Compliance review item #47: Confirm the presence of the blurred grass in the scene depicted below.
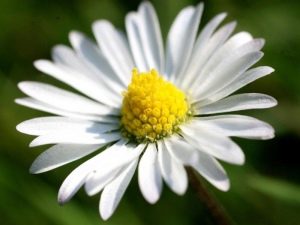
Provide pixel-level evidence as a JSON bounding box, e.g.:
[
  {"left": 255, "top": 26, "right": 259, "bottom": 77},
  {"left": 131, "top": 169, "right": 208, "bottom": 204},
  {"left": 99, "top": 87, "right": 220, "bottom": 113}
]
[
  {"left": 0, "top": 0, "right": 300, "bottom": 225},
  {"left": 248, "top": 175, "right": 300, "bottom": 204}
]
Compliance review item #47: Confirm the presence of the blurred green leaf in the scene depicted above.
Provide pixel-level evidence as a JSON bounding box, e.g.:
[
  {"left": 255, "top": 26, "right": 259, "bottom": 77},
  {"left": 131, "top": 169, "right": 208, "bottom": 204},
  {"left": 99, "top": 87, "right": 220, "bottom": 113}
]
[{"left": 248, "top": 175, "right": 300, "bottom": 205}]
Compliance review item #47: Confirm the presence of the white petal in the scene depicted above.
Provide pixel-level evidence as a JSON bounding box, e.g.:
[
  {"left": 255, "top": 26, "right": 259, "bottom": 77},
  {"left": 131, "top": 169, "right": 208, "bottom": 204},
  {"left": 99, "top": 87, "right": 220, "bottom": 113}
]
[
  {"left": 58, "top": 139, "right": 126, "bottom": 204},
  {"left": 192, "top": 51, "right": 264, "bottom": 102},
  {"left": 15, "top": 97, "right": 117, "bottom": 123},
  {"left": 84, "top": 143, "right": 145, "bottom": 196},
  {"left": 157, "top": 141, "right": 188, "bottom": 195},
  {"left": 84, "top": 168, "right": 121, "bottom": 196},
  {"left": 92, "top": 20, "right": 134, "bottom": 86},
  {"left": 192, "top": 115, "right": 275, "bottom": 140},
  {"left": 29, "top": 132, "right": 121, "bottom": 147},
  {"left": 69, "top": 31, "right": 126, "bottom": 92},
  {"left": 138, "top": 143, "right": 162, "bottom": 204},
  {"left": 191, "top": 155, "right": 229, "bottom": 191},
  {"left": 192, "top": 12, "right": 227, "bottom": 56},
  {"left": 195, "top": 38, "right": 265, "bottom": 95},
  {"left": 184, "top": 31, "right": 253, "bottom": 87},
  {"left": 125, "top": 12, "right": 148, "bottom": 71},
  {"left": 211, "top": 32, "right": 255, "bottom": 61},
  {"left": 186, "top": 35, "right": 264, "bottom": 92},
  {"left": 88, "top": 143, "right": 144, "bottom": 176},
  {"left": 181, "top": 19, "right": 236, "bottom": 90},
  {"left": 199, "top": 66, "right": 275, "bottom": 105},
  {"left": 16, "top": 116, "right": 118, "bottom": 136},
  {"left": 164, "top": 136, "right": 199, "bottom": 165},
  {"left": 51, "top": 45, "right": 122, "bottom": 105},
  {"left": 99, "top": 159, "right": 138, "bottom": 220},
  {"left": 165, "top": 3, "right": 203, "bottom": 81},
  {"left": 199, "top": 38, "right": 264, "bottom": 81},
  {"left": 34, "top": 60, "right": 120, "bottom": 107},
  {"left": 194, "top": 93, "right": 277, "bottom": 115},
  {"left": 58, "top": 165, "right": 90, "bottom": 205},
  {"left": 180, "top": 124, "right": 245, "bottom": 165},
  {"left": 30, "top": 144, "right": 103, "bottom": 174},
  {"left": 52, "top": 45, "right": 93, "bottom": 76},
  {"left": 138, "top": 2, "right": 164, "bottom": 71},
  {"left": 18, "top": 81, "right": 119, "bottom": 115},
  {"left": 126, "top": 2, "right": 164, "bottom": 72},
  {"left": 165, "top": 136, "right": 229, "bottom": 191}
]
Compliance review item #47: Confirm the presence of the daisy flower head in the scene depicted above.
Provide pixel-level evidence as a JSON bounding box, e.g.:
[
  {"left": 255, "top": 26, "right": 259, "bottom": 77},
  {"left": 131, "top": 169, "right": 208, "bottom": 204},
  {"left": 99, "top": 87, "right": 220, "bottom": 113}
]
[{"left": 16, "top": 1, "right": 277, "bottom": 220}]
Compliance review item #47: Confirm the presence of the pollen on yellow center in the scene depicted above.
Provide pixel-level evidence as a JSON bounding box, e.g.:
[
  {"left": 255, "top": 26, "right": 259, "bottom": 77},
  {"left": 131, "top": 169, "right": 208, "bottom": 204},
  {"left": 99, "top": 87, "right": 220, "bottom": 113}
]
[{"left": 121, "top": 68, "right": 189, "bottom": 142}]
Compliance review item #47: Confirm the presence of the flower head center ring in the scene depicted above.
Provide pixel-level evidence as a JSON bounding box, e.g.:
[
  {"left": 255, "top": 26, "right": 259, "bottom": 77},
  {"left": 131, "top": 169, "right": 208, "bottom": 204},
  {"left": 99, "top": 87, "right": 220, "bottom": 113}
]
[{"left": 121, "top": 68, "right": 190, "bottom": 142}]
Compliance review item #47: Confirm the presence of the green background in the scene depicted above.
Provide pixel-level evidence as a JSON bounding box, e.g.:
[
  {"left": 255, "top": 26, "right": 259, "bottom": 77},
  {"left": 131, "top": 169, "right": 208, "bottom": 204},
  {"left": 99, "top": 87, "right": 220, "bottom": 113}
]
[{"left": 0, "top": 0, "right": 299, "bottom": 224}]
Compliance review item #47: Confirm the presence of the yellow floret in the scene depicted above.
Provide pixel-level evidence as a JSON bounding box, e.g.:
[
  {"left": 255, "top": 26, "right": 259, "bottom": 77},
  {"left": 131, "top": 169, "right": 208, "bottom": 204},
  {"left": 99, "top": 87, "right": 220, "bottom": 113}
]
[{"left": 121, "top": 68, "right": 189, "bottom": 142}]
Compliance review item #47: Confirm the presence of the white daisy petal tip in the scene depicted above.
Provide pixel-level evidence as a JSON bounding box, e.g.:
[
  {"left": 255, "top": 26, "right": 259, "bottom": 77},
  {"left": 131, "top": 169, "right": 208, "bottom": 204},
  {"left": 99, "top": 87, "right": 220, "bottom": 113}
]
[
  {"left": 269, "top": 96, "right": 278, "bottom": 107},
  {"left": 262, "top": 66, "right": 275, "bottom": 74},
  {"left": 99, "top": 160, "right": 138, "bottom": 220},
  {"left": 253, "top": 94, "right": 278, "bottom": 108},
  {"left": 57, "top": 192, "right": 69, "bottom": 206},
  {"left": 145, "top": 194, "right": 160, "bottom": 204},
  {"left": 235, "top": 150, "right": 245, "bottom": 165},
  {"left": 138, "top": 0, "right": 153, "bottom": 10},
  {"left": 99, "top": 200, "right": 117, "bottom": 221},
  {"left": 138, "top": 144, "right": 162, "bottom": 204},
  {"left": 58, "top": 185, "right": 83, "bottom": 205},
  {"left": 260, "top": 95, "right": 278, "bottom": 109},
  {"left": 219, "top": 12, "right": 227, "bottom": 20},
  {"left": 254, "top": 51, "right": 264, "bottom": 60},
  {"left": 177, "top": 182, "right": 188, "bottom": 195},
  {"left": 17, "top": 81, "right": 27, "bottom": 92},
  {"left": 57, "top": 166, "right": 90, "bottom": 206},
  {"left": 229, "top": 20, "right": 237, "bottom": 29},
  {"left": 68, "top": 30, "right": 86, "bottom": 49},
  {"left": 229, "top": 141, "right": 245, "bottom": 165},
  {"left": 69, "top": 30, "right": 83, "bottom": 41},
  {"left": 33, "top": 59, "right": 57, "bottom": 75},
  {"left": 100, "top": 209, "right": 110, "bottom": 221},
  {"left": 16, "top": 121, "right": 27, "bottom": 134},
  {"left": 197, "top": 168, "right": 230, "bottom": 192},
  {"left": 91, "top": 19, "right": 111, "bottom": 34},
  {"left": 17, "top": 81, "right": 38, "bottom": 96},
  {"left": 29, "top": 139, "right": 38, "bottom": 147},
  {"left": 216, "top": 178, "right": 230, "bottom": 192},
  {"left": 33, "top": 59, "right": 46, "bottom": 70},
  {"left": 51, "top": 44, "right": 68, "bottom": 58},
  {"left": 58, "top": 184, "right": 73, "bottom": 205},
  {"left": 28, "top": 136, "right": 49, "bottom": 147},
  {"left": 125, "top": 12, "right": 137, "bottom": 23},
  {"left": 244, "top": 37, "right": 265, "bottom": 50},
  {"left": 29, "top": 162, "right": 45, "bottom": 174},
  {"left": 260, "top": 125, "right": 276, "bottom": 140}
]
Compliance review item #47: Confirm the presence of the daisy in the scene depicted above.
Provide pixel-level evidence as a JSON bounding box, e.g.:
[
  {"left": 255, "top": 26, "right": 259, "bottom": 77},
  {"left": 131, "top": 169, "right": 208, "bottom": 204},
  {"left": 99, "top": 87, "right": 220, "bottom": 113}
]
[{"left": 16, "top": 1, "right": 277, "bottom": 220}]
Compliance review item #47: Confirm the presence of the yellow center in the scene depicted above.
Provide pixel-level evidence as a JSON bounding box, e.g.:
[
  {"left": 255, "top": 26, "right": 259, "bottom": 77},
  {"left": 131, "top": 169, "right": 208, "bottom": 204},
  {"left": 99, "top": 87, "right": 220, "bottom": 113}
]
[{"left": 121, "top": 68, "right": 189, "bottom": 142}]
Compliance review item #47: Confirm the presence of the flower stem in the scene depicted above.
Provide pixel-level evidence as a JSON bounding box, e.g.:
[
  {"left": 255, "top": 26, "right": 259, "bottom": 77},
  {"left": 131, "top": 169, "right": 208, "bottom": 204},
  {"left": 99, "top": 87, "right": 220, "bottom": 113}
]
[{"left": 186, "top": 167, "right": 233, "bottom": 225}]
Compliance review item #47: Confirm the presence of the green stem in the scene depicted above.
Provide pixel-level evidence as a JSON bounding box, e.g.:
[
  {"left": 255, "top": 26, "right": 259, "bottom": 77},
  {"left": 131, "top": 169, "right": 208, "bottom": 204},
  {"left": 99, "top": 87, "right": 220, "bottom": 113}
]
[{"left": 186, "top": 167, "right": 233, "bottom": 225}]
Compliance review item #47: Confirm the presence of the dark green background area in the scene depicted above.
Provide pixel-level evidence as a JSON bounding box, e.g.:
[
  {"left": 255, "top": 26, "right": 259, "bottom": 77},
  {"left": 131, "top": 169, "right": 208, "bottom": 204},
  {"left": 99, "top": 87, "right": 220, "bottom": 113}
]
[{"left": 0, "top": 0, "right": 299, "bottom": 224}]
